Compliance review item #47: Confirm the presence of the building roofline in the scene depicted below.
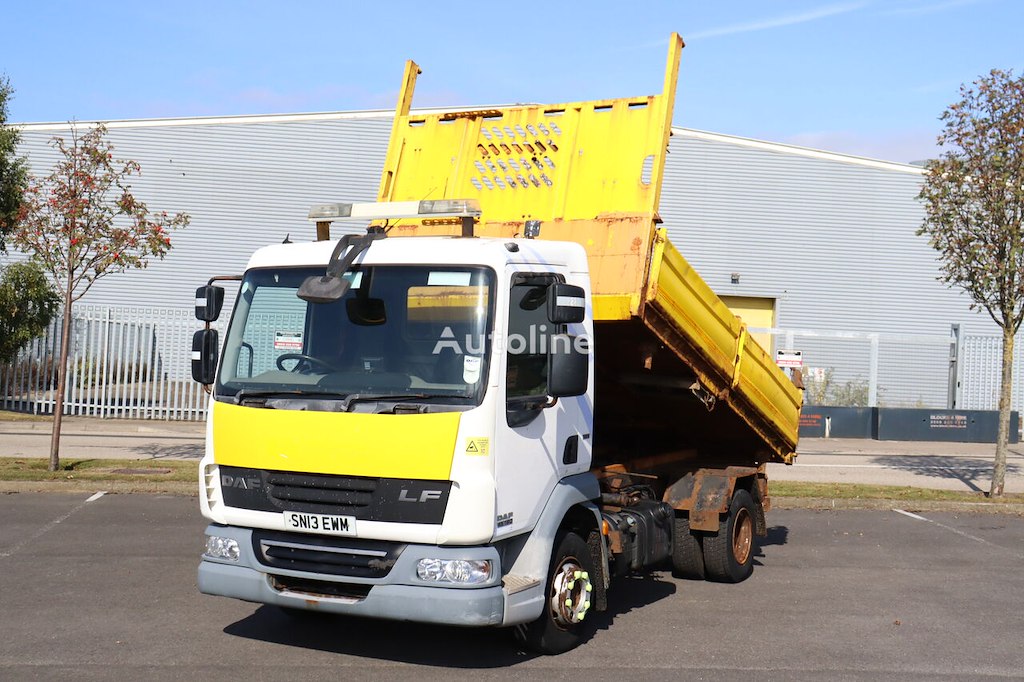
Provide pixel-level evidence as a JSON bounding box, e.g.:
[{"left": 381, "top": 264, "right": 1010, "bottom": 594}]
[
  {"left": 674, "top": 127, "right": 926, "bottom": 175},
  {"left": 16, "top": 108, "right": 926, "bottom": 175},
  {"left": 12, "top": 106, "right": 481, "bottom": 131}
]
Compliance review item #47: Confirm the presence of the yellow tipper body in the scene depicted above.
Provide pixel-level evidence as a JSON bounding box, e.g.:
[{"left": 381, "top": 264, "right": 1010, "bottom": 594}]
[{"left": 376, "top": 34, "right": 800, "bottom": 463}]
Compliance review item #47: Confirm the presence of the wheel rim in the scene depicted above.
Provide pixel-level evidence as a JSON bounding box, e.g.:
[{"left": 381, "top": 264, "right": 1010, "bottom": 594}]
[
  {"left": 549, "top": 557, "right": 593, "bottom": 629},
  {"left": 732, "top": 506, "right": 753, "bottom": 565}
]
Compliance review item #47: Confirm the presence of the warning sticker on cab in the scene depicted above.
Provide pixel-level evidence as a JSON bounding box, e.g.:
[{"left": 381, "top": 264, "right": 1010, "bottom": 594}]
[
  {"left": 465, "top": 438, "right": 490, "bottom": 456},
  {"left": 274, "top": 331, "right": 303, "bottom": 350}
]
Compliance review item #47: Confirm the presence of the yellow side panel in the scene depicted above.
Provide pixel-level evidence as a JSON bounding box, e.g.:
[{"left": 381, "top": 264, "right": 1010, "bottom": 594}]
[
  {"left": 644, "top": 236, "right": 801, "bottom": 459},
  {"left": 721, "top": 296, "right": 776, "bottom": 352},
  {"left": 380, "top": 98, "right": 670, "bottom": 224},
  {"left": 593, "top": 294, "right": 637, "bottom": 321},
  {"left": 212, "top": 401, "right": 460, "bottom": 479}
]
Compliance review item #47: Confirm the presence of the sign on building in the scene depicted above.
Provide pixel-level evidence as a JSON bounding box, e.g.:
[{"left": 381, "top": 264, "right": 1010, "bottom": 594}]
[{"left": 775, "top": 349, "right": 803, "bottom": 369}]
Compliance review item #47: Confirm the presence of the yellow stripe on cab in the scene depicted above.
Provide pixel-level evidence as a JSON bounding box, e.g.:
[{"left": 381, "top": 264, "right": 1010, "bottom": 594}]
[{"left": 212, "top": 401, "right": 461, "bottom": 480}]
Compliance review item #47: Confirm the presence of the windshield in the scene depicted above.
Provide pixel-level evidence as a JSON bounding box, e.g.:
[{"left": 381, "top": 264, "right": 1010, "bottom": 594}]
[{"left": 216, "top": 265, "right": 494, "bottom": 409}]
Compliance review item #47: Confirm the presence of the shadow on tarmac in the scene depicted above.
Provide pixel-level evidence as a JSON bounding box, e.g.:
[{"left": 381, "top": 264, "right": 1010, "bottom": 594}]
[
  {"left": 128, "top": 443, "right": 203, "bottom": 459},
  {"left": 222, "top": 572, "right": 677, "bottom": 666},
  {"left": 869, "top": 455, "right": 1021, "bottom": 492},
  {"left": 752, "top": 525, "right": 789, "bottom": 565}
]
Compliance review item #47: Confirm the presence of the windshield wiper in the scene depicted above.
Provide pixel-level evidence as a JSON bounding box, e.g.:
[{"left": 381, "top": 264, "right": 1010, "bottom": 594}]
[
  {"left": 342, "top": 393, "right": 431, "bottom": 412},
  {"left": 232, "top": 389, "right": 347, "bottom": 405}
]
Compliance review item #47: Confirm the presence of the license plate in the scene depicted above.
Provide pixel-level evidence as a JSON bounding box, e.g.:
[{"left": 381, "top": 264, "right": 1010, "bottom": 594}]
[{"left": 283, "top": 511, "right": 357, "bottom": 536}]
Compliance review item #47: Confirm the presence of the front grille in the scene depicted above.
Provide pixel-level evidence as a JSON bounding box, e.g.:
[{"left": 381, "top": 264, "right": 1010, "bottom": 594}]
[
  {"left": 266, "top": 471, "right": 377, "bottom": 515},
  {"left": 253, "top": 528, "right": 405, "bottom": 578},
  {"left": 220, "top": 466, "right": 451, "bottom": 524},
  {"left": 270, "top": 574, "right": 373, "bottom": 600}
]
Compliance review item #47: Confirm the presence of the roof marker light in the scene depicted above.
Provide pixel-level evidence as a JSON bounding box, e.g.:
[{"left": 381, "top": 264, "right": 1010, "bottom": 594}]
[
  {"left": 307, "top": 199, "right": 481, "bottom": 223},
  {"left": 307, "top": 203, "right": 353, "bottom": 220}
]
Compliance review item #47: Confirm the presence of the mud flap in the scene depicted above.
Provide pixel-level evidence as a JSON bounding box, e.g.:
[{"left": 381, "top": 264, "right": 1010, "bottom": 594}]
[{"left": 587, "top": 529, "right": 608, "bottom": 612}]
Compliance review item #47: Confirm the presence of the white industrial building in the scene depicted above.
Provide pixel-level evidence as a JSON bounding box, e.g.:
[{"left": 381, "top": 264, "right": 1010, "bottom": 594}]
[{"left": 2, "top": 110, "right": 1013, "bottom": 417}]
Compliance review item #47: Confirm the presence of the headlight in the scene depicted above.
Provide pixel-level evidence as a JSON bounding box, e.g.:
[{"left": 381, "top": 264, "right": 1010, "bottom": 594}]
[
  {"left": 204, "top": 535, "right": 240, "bottom": 562},
  {"left": 416, "top": 558, "right": 492, "bottom": 584}
]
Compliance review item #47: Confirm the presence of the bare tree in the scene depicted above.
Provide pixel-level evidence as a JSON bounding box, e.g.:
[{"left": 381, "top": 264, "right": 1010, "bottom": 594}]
[
  {"left": 13, "top": 123, "right": 189, "bottom": 471},
  {"left": 918, "top": 69, "right": 1024, "bottom": 497}
]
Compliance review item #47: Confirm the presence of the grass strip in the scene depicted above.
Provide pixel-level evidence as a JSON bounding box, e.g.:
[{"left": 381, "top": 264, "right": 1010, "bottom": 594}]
[
  {"left": 772, "top": 480, "right": 1024, "bottom": 504},
  {"left": 0, "top": 457, "right": 197, "bottom": 483}
]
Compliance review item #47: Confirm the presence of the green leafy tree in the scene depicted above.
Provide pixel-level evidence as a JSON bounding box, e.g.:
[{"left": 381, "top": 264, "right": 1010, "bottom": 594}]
[
  {"left": 0, "top": 76, "right": 59, "bottom": 371},
  {"left": 0, "top": 262, "right": 59, "bottom": 363},
  {"left": 918, "top": 68, "right": 1024, "bottom": 497},
  {"left": 0, "top": 76, "right": 26, "bottom": 245},
  {"left": 13, "top": 123, "right": 190, "bottom": 472}
]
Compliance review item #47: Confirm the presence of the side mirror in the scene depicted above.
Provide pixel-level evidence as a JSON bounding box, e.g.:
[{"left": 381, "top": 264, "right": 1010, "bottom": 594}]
[
  {"left": 547, "top": 283, "right": 586, "bottom": 323},
  {"left": 298, "top": 274, "right": 353, "bottom": 304},
  {"left": 195, "top": 286, "right": 225, "bottom": 322},
  {"left": 548, "top": 334, "right": 589, "bottom": 397},
  {"left": 191, "top": 329, "right": 219, "bottom": 384}
]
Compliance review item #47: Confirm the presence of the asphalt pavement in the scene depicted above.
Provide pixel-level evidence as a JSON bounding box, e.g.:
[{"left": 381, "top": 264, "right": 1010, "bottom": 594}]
[{"left": 1, "top": 494, "right": 1022, "bottom": 680}]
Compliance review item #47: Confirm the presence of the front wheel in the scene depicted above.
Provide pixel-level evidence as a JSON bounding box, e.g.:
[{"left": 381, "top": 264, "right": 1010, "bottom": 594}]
[
  {"left": 702, "top": 488, "right": 756, "bottom": 583},
  {"left": 518, "top": 531, "right": 597, "bottom": 654}
]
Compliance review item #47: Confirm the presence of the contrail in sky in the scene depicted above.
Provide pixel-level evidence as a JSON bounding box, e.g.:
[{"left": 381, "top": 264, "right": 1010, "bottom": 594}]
[{"left": 687, "top": 2, "right": 869, "bottom": 40}]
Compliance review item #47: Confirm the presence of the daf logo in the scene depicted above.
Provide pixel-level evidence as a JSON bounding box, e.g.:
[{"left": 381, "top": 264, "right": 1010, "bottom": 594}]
[
  {"left": 398, "top": 489, "right": 443, "bottom": 503},
  {"left": 221, "top": 474, "right": 261, "bottom": 490}
]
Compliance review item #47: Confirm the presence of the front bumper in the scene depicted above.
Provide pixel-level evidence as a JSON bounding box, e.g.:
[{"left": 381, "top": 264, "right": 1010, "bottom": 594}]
[{"left": 197, "top": 524, "right": 505, "bottom": 626}]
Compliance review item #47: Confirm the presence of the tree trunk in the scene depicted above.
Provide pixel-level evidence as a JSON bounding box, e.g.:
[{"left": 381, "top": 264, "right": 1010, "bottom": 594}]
[
  {"left": 48, "top": 287, "right": 74, "bottom": 472},
  {"left": 991, "top": 326, "right": 1014, "bottom": 497}
]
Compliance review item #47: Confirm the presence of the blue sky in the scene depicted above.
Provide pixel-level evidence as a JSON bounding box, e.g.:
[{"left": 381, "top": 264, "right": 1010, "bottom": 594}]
[{"left": 2, "top": 0, "right": 1021, "bottom": 162}]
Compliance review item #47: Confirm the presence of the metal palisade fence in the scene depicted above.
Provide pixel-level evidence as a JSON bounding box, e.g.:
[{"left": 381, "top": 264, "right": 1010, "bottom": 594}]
[
  {"left": 957, "top": 333, "right": 1024, "bottom": 411},
  {"left": 1, "top": 307, "right": 1021, "bottom": 419},
  {"left": 758, "top": 326, "right": 1024, "bottom": 412},
  {"left": 0, "top": 305, "right": 220, "bottom": 420}
]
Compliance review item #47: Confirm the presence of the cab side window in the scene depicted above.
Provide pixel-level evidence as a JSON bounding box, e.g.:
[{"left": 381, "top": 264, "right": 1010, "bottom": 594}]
[{"left": 506, "top": 282, "right": 552, "bottom": 399}]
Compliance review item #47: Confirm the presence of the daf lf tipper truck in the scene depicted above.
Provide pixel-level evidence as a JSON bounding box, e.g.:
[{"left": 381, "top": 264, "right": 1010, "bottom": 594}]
[{"left": 192, "top": 34, "right": 802, "bottom": 654}]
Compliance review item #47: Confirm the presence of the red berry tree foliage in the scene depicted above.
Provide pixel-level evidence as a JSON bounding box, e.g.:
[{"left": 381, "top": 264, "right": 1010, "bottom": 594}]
[{"left": 14, "top": 123, "right": 189, "bottom": 471}]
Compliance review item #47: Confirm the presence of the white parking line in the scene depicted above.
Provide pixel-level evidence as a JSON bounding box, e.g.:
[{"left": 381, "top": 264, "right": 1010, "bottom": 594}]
[
  {"left": 0, "top": 493, "right": 104, "bottom": 559},
  {"left": 893, "top": 508, "right": 1023, "bottom": 558},
  {"left": 85, "top": 491, "right": 107, "bottom": 502},
  {"left": 893, "top": 509, "right": 927, "bottom": 521}
]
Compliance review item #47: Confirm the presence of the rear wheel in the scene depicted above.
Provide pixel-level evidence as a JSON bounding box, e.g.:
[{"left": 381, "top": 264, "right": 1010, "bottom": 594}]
[
  {"left": 518, "top": 531, "right": 597, "bottom": 654},
  {"left": 671, "top": 514, "right": 705, "bottom": 580},
  {"left": 703, "top": 488, "right": 756, "bottom": 583}
]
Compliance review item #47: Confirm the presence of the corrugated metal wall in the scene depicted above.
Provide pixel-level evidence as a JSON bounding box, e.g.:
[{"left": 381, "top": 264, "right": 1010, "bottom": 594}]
[
  {"left": 11, "top": 115, "right": 392, "bottom": 312},
  {"left": 662, "top": 132, "right": 986, "bottom": 337}
]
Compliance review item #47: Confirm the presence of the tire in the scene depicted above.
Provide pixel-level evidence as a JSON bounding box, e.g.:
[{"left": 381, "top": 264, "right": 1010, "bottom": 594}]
[
  {"left": 671, "top": 514, "right": 705, "bottom": 580},
  {"left": 518, "top": 531, "right": 598, "bottom": 654},
  {"left": 702, "top": 488, "right": 756, "bottom": 583}
]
